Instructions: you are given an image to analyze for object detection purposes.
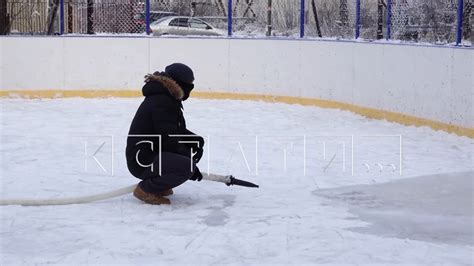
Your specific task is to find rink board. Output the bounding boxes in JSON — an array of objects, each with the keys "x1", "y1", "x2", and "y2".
[{"x1": 1, "y1": 36, "x2": 472, "y2": 137}]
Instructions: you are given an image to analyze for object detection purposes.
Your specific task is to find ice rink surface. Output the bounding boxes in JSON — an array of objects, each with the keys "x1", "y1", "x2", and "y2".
[{"x1": 1, "y1": 98, "x2": 473, "y2": 265}]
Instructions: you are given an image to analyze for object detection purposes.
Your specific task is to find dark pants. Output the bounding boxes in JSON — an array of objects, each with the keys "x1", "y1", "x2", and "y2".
[{"x1": 135, "y1": 152, "x2": 194, "y2": 194}]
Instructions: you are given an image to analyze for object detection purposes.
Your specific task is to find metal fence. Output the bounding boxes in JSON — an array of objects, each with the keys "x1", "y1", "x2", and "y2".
[{"x1": 1, "y1": 0, "x2": 471, "y2": 45}]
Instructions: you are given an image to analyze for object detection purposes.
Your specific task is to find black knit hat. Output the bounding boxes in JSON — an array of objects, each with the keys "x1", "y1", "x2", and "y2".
[{"x1": 164, "y1": 63, "x2": 195, "y2": 84}]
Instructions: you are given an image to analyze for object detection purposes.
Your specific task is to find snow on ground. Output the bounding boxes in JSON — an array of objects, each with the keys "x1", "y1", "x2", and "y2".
[{"x1": 0, "y1": 98, "x2": 472, "y2": 265}]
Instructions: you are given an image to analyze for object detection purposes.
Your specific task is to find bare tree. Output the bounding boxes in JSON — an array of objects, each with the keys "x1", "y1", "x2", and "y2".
[
  {"x1": 87, "y1": 0, "x2": 94, "y2": 34},
  {"x1": 463, "y1": 0, "x2": 472, "y2": 41},
  {"x1": 46, "y1": 0, "x2": 60, "y2": 35},
  {"x1": 0, "y1": 0, "x2": 9, "y2": 35},
  {"x1": 339, "y1": 0, "x2": 348, "y2": 26},
  {"x1": 311, "y1": 0, "x2": 322, "y2": 37},
  {"x1": 266, "y1": 0, "x2": 271, "y2": 36},
  {"x1": 377, "y1": 0, "x2": 386, "y2": 39},
  {"x1": 67, "y1": 1, "x2": 73, "y2": 34}
]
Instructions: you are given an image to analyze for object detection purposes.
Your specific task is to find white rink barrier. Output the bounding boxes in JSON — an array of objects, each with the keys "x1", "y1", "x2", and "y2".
[{"x1": 1, "y1": 36, "x2": 472, "y2": 134}]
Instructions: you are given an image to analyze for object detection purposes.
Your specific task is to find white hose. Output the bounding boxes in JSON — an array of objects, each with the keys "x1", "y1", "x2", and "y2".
[
  {"x1": 0, "y1": 174, "x2": 230, "y2": 206},
  {"x1": 0, "y1": 185, "x2": 137, "y2": 206},
  {"x1": 202, "y1": 173, "x2": 231, "y2": 184}
]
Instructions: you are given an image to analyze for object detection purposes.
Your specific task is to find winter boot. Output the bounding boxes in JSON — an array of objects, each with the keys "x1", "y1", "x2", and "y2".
[
  {"x1": 160, "y1": 188, "x2": 174, "y2": 196},
  {"x1": 133, "y1": 185, "x2": 172, "y2": 205}
]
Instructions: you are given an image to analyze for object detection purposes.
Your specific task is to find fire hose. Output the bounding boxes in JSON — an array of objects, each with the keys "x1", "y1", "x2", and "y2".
[{"x1": 0, "y1": 174, "x2": 258, "y2": 206}]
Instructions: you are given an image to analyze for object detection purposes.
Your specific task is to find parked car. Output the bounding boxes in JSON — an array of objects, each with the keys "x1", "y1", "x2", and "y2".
[
  {"x1": 132, "y1": 11, "x2": 177, "y2": 33},
  {"x1": 150, "y1": 16, "x2": 225, "y2": 36}
]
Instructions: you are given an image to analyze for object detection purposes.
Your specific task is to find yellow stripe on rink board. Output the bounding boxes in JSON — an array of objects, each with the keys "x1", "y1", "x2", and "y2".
[
  {"x1": 192, "y1": 91, "x2": 474, "y2": 138},
  {"x1": 1, "y1": 89, "x2": 473, "y2": 138}
]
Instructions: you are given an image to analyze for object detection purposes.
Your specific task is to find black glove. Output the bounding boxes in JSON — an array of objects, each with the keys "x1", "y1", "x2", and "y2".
[
  {"x1": 189, "y1": 166, "x2": 203, "y2": 182},
  {"x1": 182, "y1": 129, "x2": 205, "y2": 163},
  {"x1": 193, "y1": 146, "x2": 204, "y2": 163}
]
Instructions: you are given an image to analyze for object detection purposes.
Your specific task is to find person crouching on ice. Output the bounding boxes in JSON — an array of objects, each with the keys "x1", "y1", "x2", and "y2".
[{"x1": 126, "y1": 63, "x2": 204, "y2": 205}]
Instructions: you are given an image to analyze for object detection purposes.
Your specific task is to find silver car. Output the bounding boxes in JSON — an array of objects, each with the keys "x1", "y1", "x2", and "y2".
[{"x1": 150, "y1": 16, "x2": 225, "y2": 37}]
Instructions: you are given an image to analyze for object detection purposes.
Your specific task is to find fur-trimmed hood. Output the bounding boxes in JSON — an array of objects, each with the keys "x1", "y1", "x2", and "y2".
[{"x1": 142, "y1": 73, "x2": 184, "y2": 100}]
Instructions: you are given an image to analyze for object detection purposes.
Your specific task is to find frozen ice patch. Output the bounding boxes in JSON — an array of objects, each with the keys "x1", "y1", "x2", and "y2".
[
  {"x1": 313, "y1": 171, "x2": 474, "y2": 246},
  {"x1": 199, "y1": 194, "x2": 235, "y2": 226}
]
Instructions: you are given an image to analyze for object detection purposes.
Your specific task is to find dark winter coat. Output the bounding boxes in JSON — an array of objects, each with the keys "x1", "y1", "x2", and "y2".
[{"x1": 126, "y1": 74, "x2": 203, "y2": 177}]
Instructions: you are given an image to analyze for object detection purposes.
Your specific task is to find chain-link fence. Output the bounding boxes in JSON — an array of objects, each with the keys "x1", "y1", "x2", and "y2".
[
  {"x1": 390, "y1": 0, "x2": 459, "y2": 43},
  {"x1": 0, "y1": 0, "x2": 471, "y2": 45},
  {"x1": 304, "y1": 0, "x2": 356, "y2": 39},
  {"x1": 2, "y1": 1, "x2": 48, "y2": 34},
  {"x1": 359, "y1": 0, "x2": 385, "y2": 40}
]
